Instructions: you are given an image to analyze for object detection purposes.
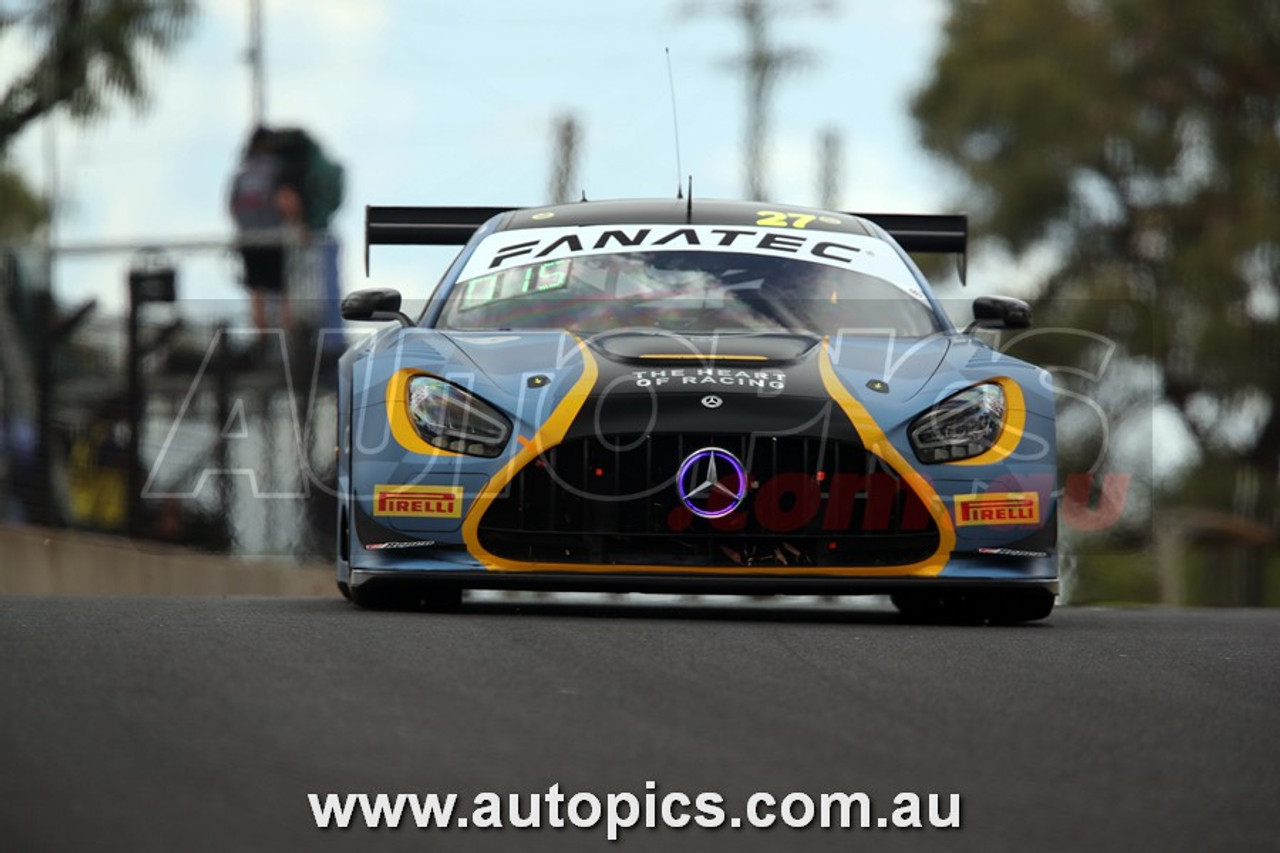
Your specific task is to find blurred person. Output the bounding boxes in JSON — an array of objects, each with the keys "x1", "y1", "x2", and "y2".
[
  {"x1": 0, "y1": 414, "x2": 37, "y2": 524},
  {"x1": 228, "y1": 127, "x2": 303, "y2": 342}
]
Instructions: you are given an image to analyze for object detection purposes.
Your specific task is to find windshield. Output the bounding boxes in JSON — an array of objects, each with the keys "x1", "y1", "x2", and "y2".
[{"x1": 438, "y1": 246, "x2": 942, "y2": 337}]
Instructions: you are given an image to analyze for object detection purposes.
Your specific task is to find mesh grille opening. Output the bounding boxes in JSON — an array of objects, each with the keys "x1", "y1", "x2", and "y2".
[{"x1": 477, "y1": 434, "x2": 940, "y2": 568}]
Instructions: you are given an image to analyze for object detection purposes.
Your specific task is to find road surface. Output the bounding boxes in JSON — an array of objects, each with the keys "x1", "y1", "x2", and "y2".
[{"x1": 1, "y1": 595, "x2": 1276, "y2": 852}]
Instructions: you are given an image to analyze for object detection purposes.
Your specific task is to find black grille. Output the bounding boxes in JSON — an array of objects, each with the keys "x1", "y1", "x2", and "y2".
[{"x1": 477, "y1": 433, "x2": 940, "y2": 568}]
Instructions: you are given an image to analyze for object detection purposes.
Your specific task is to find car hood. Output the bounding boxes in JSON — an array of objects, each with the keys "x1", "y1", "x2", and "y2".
[{"x1": 429, "y1": 329, "x2": 952, "y2": 424}]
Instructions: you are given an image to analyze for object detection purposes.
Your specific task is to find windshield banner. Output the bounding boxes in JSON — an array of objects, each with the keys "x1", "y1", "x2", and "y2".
[{"x1": 458, "y1": 224, "x2": 928, "y2": 303}]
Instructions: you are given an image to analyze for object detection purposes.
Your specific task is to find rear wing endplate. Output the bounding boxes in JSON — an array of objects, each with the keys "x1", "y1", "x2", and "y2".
[{"x1": 365, "y1": 205, "x2": 967, "y2": 283}]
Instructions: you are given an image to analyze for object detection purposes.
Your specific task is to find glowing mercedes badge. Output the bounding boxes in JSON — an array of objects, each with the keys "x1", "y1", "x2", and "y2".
[{"x1": 677, "y1": 447, "x2": 748, "y2": 518}]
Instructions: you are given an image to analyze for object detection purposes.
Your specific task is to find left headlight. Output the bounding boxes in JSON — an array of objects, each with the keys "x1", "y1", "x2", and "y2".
[
  {"x1": 908, "y1": 382, "x2": 1005, "y2": 463},
  {"x1": 408, "y1": 375, "x2": 511, "y2": 457}
]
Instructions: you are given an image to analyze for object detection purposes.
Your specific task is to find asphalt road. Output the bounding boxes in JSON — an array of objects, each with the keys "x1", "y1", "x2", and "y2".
[{"x1": 1, "y1": 595, "x2": 1277, "y2": 853}]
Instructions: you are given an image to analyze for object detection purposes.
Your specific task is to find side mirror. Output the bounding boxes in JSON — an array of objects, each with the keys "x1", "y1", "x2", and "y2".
[
  {"x1": 967, "y1": 295, "x2": 1031, "y2": 332},
  {"x1": 341, "y1": 288, "x2": 411, "y2": 326}
]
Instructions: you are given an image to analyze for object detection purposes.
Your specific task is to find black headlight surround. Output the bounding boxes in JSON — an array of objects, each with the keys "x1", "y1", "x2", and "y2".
[
  {"x1": 406, "y1": 374, "x2": 512, "y2": 458},
  {"x1": 908, "y1": 382, "x2": 1006, "y2": 464}
]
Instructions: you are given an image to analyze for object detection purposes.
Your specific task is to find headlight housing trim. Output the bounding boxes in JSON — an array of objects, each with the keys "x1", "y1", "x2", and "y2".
[
  {"x1": 406, "y1": 374, "x2": 512, "y2": 458},
  {"x1": 908, "y1": 382, "x2": 1006, "y2": 464}
]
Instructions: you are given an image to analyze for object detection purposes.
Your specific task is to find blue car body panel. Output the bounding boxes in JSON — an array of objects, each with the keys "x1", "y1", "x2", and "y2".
[{"x1": 337, "y1": 200, "x2": 1058, "y2": 598}]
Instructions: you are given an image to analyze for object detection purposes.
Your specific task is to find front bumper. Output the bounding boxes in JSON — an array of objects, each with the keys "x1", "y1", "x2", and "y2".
[{"x1": 349, "y1": 557, "x2": 1058, "y2": 597}]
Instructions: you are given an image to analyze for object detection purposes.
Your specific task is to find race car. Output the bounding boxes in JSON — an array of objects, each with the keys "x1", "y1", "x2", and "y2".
[{"x1": 337, "y1": 198, "x2": 1058, "y2": 622}]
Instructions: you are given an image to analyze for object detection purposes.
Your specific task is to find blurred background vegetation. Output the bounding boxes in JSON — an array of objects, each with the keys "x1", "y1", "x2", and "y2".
[{"x1": 912, "y1": 0, "x2": 1278, "y2": 603}]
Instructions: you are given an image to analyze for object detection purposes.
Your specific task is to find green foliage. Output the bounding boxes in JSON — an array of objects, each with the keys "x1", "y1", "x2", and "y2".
[
  {"x1": 1070, "y1": 551, "x2": 1160, "y2": 605},
  {"x1": 0, "y1": 0, "x2": 197, "y2": 155},
  {"x1": 1071, "y1": 547, "x2": 1280, "y2": 607},
  {"x1": 914, "y1": 0, "x2": 1280, "y2": 501},
  {"x1": 0, "y1": 166, "x2": 48, "y2": 238}
]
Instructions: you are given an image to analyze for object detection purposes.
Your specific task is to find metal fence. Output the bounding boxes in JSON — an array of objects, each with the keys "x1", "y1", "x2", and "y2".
[{"x1": 1, "y1": 235, "x2": 345, "y2": 557}]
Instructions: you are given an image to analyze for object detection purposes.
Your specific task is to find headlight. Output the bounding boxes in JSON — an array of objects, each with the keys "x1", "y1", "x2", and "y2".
[
  {"x1": 407, "y1": 376, "x2": 511, "y2": 457},
  {"x1": 909, "y1": 382, "x2": 1005, "y2": 463}
]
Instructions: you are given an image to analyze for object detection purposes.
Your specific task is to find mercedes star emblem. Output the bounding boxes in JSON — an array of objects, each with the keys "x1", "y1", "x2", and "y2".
[
  {"x1": 700, "y1": 394, "x2": 724, "y2": 409},
  {"x1": 676, "y1": 447, "x2": 748, "y2": 518}
]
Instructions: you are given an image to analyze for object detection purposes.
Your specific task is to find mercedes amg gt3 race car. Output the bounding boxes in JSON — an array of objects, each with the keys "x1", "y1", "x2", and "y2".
[{"x1": 337, "y1": 199, "x2": 1058, "y2": 622}]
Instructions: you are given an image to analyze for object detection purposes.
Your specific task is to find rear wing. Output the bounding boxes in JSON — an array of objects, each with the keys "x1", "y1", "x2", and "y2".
[
  {"x1": 364, "y1": 206, "x2": 509, "y2": 274},
  {"x1": 854, "y1": 212, "x2": 968, "y2": 285},
  {"x1": 365, "y1": 205, "x2": 967, "y2": 282}
]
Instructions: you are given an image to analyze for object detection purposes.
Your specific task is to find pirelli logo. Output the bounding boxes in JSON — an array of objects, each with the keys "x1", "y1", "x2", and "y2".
[
  {"x1": 954, "y1": 492, "x2": 1040, "y2": 526},
  {"x1": 373, "y1": 485, "x2": 463, "y2": 519}
]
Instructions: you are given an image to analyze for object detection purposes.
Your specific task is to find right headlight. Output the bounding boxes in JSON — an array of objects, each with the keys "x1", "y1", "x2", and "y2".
[
  {"x1": 407, "y1": 375, "x2": 511, "y2": 457},
  {"x1": 908, "y1": 382, "x2": 1005, "y2": 463}
]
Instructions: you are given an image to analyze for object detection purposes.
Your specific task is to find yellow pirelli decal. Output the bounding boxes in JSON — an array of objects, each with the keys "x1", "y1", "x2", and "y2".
[
  {"x1": 373, "y1": 485, "x2": 463, "y2": 519},
  {"x1": 954, "y1": 492, "x2": 1040, "y2": 526}
]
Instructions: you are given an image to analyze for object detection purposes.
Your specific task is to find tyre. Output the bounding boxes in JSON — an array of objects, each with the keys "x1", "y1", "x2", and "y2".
[
  {"x1": 349, "y1": 581, "x2": 464, "y2": 612},
  {"x1": 983, "y1": 589, "x2": 1055, "y2": 624},
  {"x1": 892, "y1": 588, "x2": 1054, "y2": 625},
  {"x1": 890, "y1": 590, "x2": 951, "y2": 622}
]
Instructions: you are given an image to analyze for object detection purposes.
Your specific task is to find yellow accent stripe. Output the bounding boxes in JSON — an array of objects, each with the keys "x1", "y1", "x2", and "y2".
[
  {"x1": 636, "y1": 353, "x2": 770, "y2": 362},
  {"x1": 386, "y1": 369, "x2": 463, "y2": 457},
  {"x1": 462, "y1": 337, "x2": 599, "y2": 569},
  {"x1": 817, "y1": 340, "x2": 955, "y2": 576},
  {"x1": 945, "y1": 377, "x2": 1027, "y2": 467},
  {"x1": 457, "y1": 337, "x2": 955, "y2": 578}
]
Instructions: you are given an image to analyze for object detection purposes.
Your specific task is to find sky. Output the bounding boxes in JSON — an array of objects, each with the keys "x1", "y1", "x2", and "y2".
[{"x1": 2, "y1": 0, "x2": 962, "y2": 315}]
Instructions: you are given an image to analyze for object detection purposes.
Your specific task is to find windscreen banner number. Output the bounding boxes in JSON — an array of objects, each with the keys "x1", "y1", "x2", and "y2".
[
  {"x1": 756, "y1": 210, "x2": 843, "y2": 229},
  {"x1": 460, "y1": 259, "x2": 570, "y2": 311}
]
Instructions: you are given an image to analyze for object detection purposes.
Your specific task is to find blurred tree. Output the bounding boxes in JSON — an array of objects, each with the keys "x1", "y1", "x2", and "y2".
[
  {"x1": 0, "y1": 1, "x2": 194, "y2": 528},
  {"x1": 913, "y1": 1, "x2": 1280, "y2": 513},
  {"x1": 0, "y1": 0, "x2": 196, "y2": 156},
  {"x1": 0, "y1": 166, "x2": 48, "y2": 238}
]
